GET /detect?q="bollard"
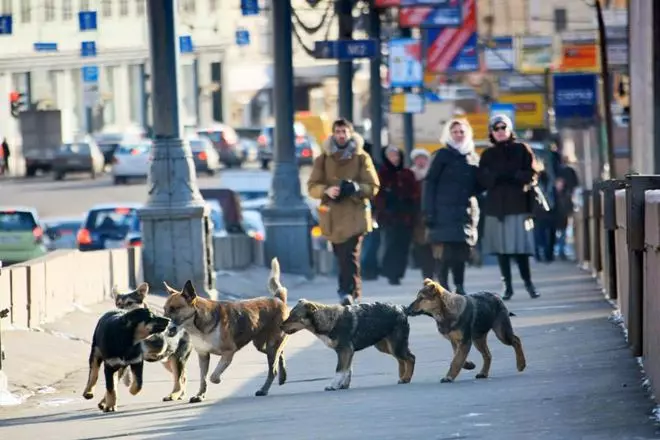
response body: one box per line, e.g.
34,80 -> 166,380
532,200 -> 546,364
600,180 -> 626,300
0,307 -> 8,371
581,190 -> 592,269
625,174 -> 660,357
590,182 -> 603,276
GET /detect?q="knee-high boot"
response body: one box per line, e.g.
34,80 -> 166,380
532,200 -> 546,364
497,254 -> 514,300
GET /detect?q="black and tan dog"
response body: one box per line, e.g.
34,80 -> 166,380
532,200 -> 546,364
112,283 -> 193,402
82,307 -> 170,412
163,257 -> 289,402
406,279 -> 526,383
281,299 -> 415,391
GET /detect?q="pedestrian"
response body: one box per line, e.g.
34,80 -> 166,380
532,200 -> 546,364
1,138 -> 9,175
359,137 -> 381,281
478,114 -> 540,300
532,160 -> 557,263
409,148 -> 434,279
307,118 -> 380,305
555,154 -> 579,260
423,119 -> 480,295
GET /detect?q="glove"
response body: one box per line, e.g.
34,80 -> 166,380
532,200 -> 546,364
339,179 -> 360,198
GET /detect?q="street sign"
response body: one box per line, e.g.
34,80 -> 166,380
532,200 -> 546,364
33,42 -> 58,52
489,103 -> 516,128
498,74 -> 545,92
80,41 -> 97,57
422,0 -> 478,73
388,38 -> 423,88
235,28 -> 250,46
78,11 -> 97,31
240,0 -> 259,16
553,73 -> 598,122
0,15 -> 12,35
390,93 -> 425,114
313,39 -> 378,61
483,36 -> 515,71
179,35 -> 194,53
399,1 -> 463,28
81,65 -> 99,83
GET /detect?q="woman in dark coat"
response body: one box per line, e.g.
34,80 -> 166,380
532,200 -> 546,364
374,146 -> 420,285
478,114 -> 540,300
423,118 -> 480,295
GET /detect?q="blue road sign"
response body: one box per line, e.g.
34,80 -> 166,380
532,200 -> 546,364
553,73 -> 598,122
235,29 -> 250,46
314,39 -> 378,61
34,42 -> 58,52
78,11 -> 97,31
81,41 -> 97,57
241,0 -> 259,16
81,65 -> 99,83
179,35 -> 193,53
490,103 -> 517,128
0,15 -> 12,35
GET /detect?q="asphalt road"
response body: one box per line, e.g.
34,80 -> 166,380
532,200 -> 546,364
1,264 -> 658,440
0,165 -> 313,219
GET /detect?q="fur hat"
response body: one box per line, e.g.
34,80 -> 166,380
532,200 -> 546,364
410,148 -> 430,160
489,114 -> 514,131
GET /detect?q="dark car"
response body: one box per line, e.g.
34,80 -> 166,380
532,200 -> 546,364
52,141 -> 105,180
257,122 -> 314,169
77,204 -> 142,251
196,124 -> 245,168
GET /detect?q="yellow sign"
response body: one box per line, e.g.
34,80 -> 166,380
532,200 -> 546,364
497,93 -> 546,128
390,93 -> 425,114
461,112 -> 490,141
519,37 -> 554,74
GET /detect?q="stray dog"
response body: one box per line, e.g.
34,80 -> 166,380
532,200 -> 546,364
112,282 -> 193,402
163,257 -> 289,402
281,300 -> 415,391
82,307 -> 170,412
406,278 -> 526,383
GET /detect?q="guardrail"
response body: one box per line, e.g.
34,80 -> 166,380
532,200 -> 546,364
574,175 -> 660,399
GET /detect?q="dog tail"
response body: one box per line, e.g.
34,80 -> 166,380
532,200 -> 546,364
268,257 -> 287,303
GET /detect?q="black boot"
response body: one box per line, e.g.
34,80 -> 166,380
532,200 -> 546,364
451,260 -> 467,295
515,254 -> 541,299
497,254 -> 514,300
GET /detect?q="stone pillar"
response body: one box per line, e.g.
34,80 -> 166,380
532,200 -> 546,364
260,0 -> 314,277
139,0 -> 215,297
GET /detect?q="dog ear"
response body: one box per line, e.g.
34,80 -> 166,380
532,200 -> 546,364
163,282 -> 178,295
423,278 -> 435,287
304,300 -> 319,313
182,280 -> 197,302
110,285 -> 119,300
135,282 -> 149,301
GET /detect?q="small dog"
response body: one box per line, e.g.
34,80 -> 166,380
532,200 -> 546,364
281,300 -> 415,391
82,307 -> 170,412
112,282 -> 193,402
163,257 -> 289,402
406,278 -> 526,383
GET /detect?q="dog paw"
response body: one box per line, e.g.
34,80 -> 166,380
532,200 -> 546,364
129,384 -> 141,396
97,402 -> 105,411
324,386 -> 338,391
209,374 -> 221,384
163,393 -> 183,402
475,373 -> 488,379
255,389 -> 268,397
397,379 -> 411,385
278,370 -> 287,386
463,361 -> 476,370
440,377 -> 454,383
189,395 -> 204,403
103,405 -> 116,413
82,392 -> 94,400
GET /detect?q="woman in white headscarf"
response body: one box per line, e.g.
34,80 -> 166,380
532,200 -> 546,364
410,148 -> 434,279
422,118 -> 481,295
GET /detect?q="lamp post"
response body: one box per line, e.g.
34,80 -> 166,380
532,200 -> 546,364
139,0 -> 215,296
260,0 -> 314,277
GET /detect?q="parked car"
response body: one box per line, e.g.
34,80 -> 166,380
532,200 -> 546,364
77,204 -> 142,251
94,131 -> 145,167
0,207 -> 47,265
189,137 -> 221,176
42,217 -> 83,251
111,140 -> 153,184
52,140 -> 105,180
219,170 -> 271,207
205,200 -> 264,241
196,123 -> 245,168
257,122 -> 315,169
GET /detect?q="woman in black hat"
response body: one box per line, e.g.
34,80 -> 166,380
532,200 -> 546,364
478,114 -> 540,300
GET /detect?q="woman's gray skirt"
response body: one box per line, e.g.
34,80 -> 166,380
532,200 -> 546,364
482,214 -> 535,255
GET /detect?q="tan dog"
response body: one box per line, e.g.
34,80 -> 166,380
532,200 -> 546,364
163,258 -> 289,402
406,279 -> 526,383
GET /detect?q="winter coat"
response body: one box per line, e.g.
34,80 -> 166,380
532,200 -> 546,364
423,147 -> 481,246
373,148 -> 420,228
477,140 -> 537,219
307,133 -> 380,244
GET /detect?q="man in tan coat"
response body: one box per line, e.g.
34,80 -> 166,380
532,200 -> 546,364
308,118 -> 380,305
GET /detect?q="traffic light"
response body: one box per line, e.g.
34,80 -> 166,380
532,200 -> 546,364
10,91 -> 24,118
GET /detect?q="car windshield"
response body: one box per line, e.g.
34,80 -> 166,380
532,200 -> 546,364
189,139 -> 206,152
86,208 -> 140,233
242,211 -> 262,231
116,143 -> 150,155
198,130 -> 222,143
0,211 -> 37,231
61,143 -> 91,154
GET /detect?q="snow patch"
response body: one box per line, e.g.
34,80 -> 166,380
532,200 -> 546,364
0,372 -> 23,407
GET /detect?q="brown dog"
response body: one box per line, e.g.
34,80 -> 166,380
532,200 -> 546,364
406,279 -> 526,383
163,258 -> 289,402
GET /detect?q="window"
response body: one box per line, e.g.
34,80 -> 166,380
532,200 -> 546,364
119,0 -> 128,16
45,0 -> 56,22
208,0 -> 217,12
135,0 -> 144,15
79,0 -> 90,10
554,8 -> 567,33
62,0 -> 73,20
1,0 -> 12,15
101,0 -> 112,17
20,0 -> 31,23
180,0 -> 196,14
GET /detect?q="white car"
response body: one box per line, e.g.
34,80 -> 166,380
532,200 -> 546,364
111,140 -> 152,184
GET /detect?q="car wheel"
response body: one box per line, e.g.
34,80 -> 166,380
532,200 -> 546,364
113,176 -> 122,185
26,166 -> 37,177
206,169 -> 216,176
261,159 -> 269,170
90,168 -> 97,180
54,171 -> 65,181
